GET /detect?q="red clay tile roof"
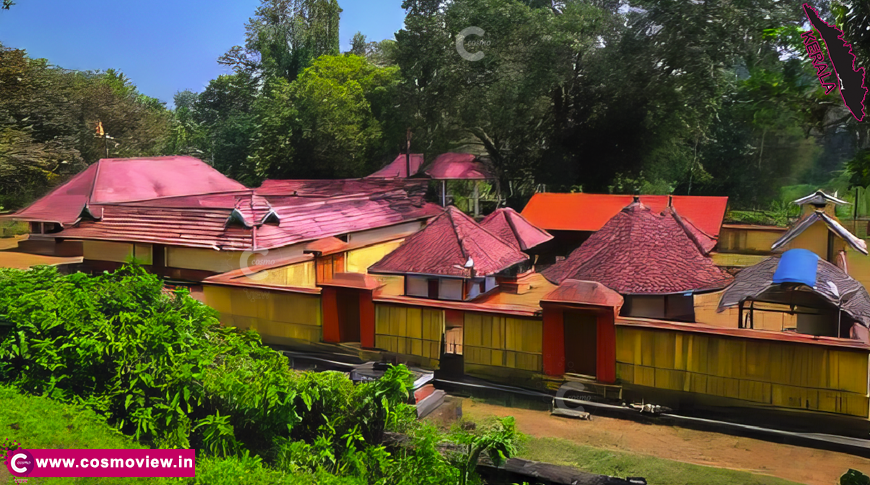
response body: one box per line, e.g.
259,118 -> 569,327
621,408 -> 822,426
479,208 -> 553,251
423,153 -> 491,180
521,193 -> 728,237
9,156 -> 247,224
541,280 -> 624,309
369,206 -> 528,277
541,201 -> 733,294
366,153 -> 425,178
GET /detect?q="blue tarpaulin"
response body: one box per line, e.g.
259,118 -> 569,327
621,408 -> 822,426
772,248 -> 819,288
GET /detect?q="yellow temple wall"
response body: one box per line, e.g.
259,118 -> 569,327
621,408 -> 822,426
463,312 -> 543,380
250,260 -> 316,287
203,285 -> 322,345
374,303 -> 444,367
717,226 -> 784,254
615,325 -> 870,417
693,291 -> 797,331
83,240 -> 152,265
346,239 -> 406,273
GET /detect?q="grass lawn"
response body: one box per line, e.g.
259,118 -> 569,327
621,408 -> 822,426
0,386 -> 170,485
517,435 -> 802,485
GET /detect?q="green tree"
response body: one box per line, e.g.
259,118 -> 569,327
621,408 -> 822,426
250,55 -> 401,179
219,0 -> 342,83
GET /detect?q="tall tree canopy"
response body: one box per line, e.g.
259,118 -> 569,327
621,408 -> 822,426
218,0 -> 342,83
0,43 -> 169,208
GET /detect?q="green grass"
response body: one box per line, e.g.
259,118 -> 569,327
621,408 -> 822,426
517,436 -> 801,485
0,221 -> 27,238
0,386 -> 171,485
0,387 -> 325,485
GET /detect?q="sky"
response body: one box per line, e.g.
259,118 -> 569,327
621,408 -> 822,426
0,0 -> 407,107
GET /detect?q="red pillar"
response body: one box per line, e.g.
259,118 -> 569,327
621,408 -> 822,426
596,311 -> 617,384
359,290 -> 376,349
321,287 -> 340,343
542,306 -> 565,376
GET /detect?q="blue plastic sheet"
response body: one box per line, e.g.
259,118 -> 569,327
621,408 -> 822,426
772,248 -> 819,288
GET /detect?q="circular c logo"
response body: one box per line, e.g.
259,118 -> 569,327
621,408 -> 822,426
555,381 -> 588,413
456,27 -> 485,61
8,450 -> 35,477
239,250 -> 269,281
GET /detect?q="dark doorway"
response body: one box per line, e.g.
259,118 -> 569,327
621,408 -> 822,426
152,244 -> 166,276
563,311 -> 597,377
336,288 -> 361,342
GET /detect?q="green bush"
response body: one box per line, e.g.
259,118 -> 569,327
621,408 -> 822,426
0,265 -> 476,484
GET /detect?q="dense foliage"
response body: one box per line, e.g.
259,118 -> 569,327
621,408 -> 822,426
0,265 -> 517,484
4,0 -> 870,211
0,46 -> 169,208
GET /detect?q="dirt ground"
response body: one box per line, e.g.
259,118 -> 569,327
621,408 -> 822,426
447,398 -> 870,485
0,236 -> 82,270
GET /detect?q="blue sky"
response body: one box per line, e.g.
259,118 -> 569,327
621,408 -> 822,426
0,0 -> 407,106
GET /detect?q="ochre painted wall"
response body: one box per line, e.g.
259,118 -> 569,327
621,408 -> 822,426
167,245 -> 305,273
250,260 -> 316,287
346,239 -> 405,273
718,226 -> 785,254
203,285 -> 322,344
615,325 -> 870,417
374,303 -> 444,366
83,240 -> 152,265
782,219 -> 844,259
694,291 -> 798,331
463,312 -> 543,374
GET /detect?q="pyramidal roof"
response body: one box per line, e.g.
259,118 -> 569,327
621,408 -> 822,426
366,153 -> 425,178
542,201 -> 733,294
480,207 -> 553,251
369,206 -> 528,277
10,156 -> 248,225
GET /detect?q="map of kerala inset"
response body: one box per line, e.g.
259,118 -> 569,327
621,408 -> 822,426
802,3 -> 868,122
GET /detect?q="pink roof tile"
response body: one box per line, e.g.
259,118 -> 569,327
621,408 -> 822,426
541,201 -> 733,294
10,156 -> 247,224
366,153 -> 425,178
369,206 -> 528,277
480,208 -> 553,251
423,153 -> 491,180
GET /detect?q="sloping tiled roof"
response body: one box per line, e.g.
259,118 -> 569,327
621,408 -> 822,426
771,210 -> 868,255
541,280 -> 624,309
479,208 -> 553,251
369,206 -> 528,277
58,183 -> 441,251
366,153 -> 425,178
423,153 -> 491,180
58,204 -> 253,250
521,193 -> 728,238
541,201 -> 733,294
718,250 -> 870,327
255,178 -> 427,197
9,156 -> 247,224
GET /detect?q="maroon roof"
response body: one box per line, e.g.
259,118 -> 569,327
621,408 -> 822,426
369,206 -> 528,277
423,153 -> 491,180
541,280 -> 624,309
542,201 -> 733,294
9,156 -> 248,225
480,208 -> 553,251
366,153 -> 425,178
